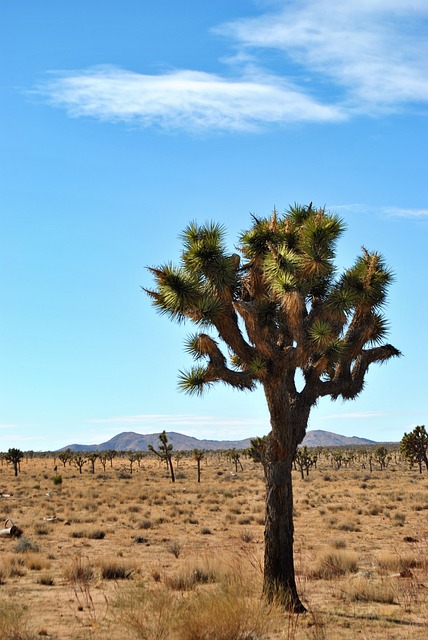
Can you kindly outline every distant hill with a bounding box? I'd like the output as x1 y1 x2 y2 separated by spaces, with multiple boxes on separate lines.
59 429 376 452
302 430 376 447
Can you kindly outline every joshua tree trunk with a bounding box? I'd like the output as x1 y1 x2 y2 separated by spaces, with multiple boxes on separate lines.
262 384 310 612
264 455 302 609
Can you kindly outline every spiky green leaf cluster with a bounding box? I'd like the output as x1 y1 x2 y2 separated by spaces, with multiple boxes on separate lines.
146 203 398 401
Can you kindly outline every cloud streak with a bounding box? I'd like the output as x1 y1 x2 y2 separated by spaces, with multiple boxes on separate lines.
39 66 343 132
217 0 428 113
36 0 428 132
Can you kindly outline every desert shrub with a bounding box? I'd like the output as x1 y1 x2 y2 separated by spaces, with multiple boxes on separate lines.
63 555 94 585
52 474 62 485
15 538 39 554
23 553 50 571
377 551 419 574
311 548 358 578
342 577 396 604
167 564 217 591
167 540 182 558
113 582 173 639
37 574 55 586
176 584 274 640
240 530 254 543
71 528 105 540
0 599 35 640
34 523 49 536
99 558 134 580
393 512 406 526
114 574 277 640
200 527 212 535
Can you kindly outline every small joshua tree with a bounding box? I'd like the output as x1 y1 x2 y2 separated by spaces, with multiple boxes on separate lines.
87 452 98 474
193 449 204 482
374 446 389 470
148 431 175 483
400 426 428 473
58 449 73 468
5 448 24 477
294 445 317 479
228 449 244 473
73 454 87 474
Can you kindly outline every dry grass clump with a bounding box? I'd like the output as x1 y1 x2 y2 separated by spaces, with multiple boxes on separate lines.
0 600 36 640
341 576 396 604
377 550 420 575
114 572 280 640
176 585 275 640
310 547 359 579
98 557 135 580
70 527 106 539
63 555 95 585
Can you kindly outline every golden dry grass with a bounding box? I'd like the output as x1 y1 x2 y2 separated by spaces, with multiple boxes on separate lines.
0 450 427 639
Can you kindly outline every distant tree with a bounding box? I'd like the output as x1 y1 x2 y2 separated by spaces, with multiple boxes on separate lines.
228 449 244 473
374 446 389 470
331 450 343 469
134 452 145 467
73 454 87 474
5 448 24 476
148 431 175 483
193 449 204 483
294 445 317 479
106 450 117 468
400 426 428 473
145 203 399 611
58 449 73 468
87 452 98 474
127 451 137 474
98 452 108 472
247 436 269 473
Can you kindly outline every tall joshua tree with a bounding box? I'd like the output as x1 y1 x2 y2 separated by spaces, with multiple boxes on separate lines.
145 203 399 611
148 431 175 483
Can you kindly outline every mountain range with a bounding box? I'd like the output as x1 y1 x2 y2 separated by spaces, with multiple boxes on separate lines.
59 429 376 452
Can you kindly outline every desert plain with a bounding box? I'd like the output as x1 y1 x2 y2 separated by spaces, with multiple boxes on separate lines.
0 447 427 640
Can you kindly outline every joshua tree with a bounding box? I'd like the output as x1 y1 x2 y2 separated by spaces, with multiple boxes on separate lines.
145 203 399 611
294 445 317 479
374 445 389 470
58 449 73 468
106 449 117 468
87 452 98 474
148 431 175 483
400 426 428 473
228 448 244 473
98 452 108 472
5 448 24 477
73 454 87 474
193 449 204 482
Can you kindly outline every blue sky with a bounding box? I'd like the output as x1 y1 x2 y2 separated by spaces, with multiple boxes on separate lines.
1 0 427 450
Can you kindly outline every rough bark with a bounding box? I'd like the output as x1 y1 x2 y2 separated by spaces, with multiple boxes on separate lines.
262 383 310 612
263 454 305 611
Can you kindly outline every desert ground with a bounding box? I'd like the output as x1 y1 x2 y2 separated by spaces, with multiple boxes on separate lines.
0 448 427 640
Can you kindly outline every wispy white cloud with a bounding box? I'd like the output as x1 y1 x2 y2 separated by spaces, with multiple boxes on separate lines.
333 203 428 219
38 66 343 132
36 0 428 132
0 424 18 429
382 207 428 218
217 0 428 113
